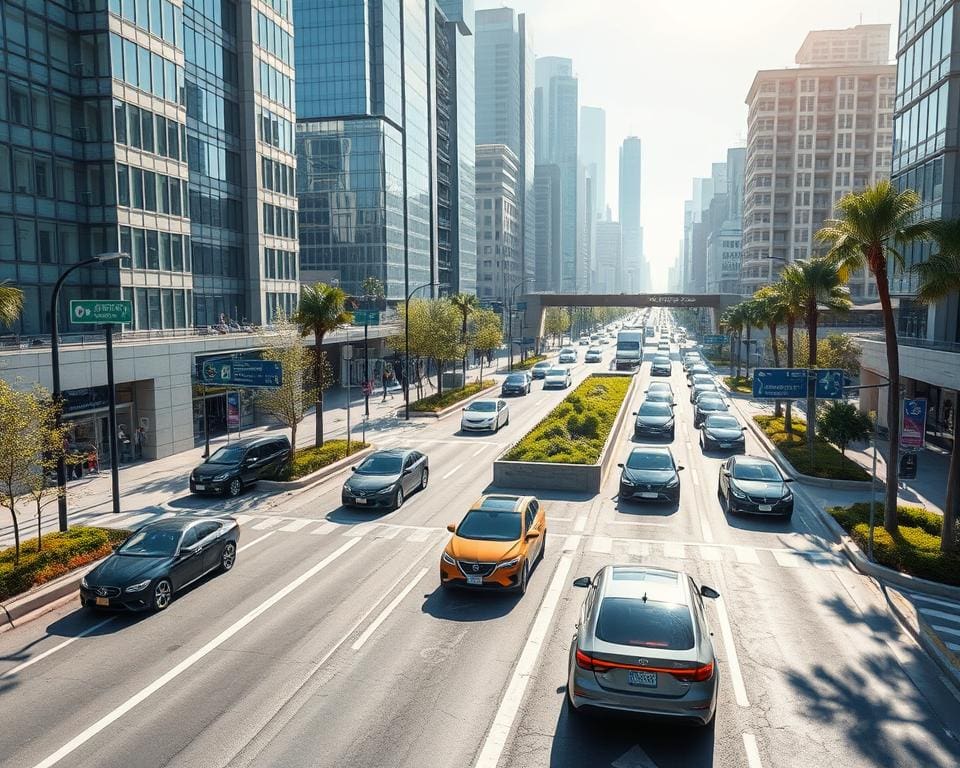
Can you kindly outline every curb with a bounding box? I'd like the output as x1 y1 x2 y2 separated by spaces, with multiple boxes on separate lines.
400 381 501 420
883 585 960 689
259 445 377 491
0 558 104 631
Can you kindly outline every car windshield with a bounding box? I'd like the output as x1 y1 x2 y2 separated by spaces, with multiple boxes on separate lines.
207 446 246 465
639 402 672 417
505 375 526 383
456 510 522 541
705 415 740 429
534 362 551 369
699 399 726 411
733 461 782 481
648 383 672 393
356 454 403 474
617 341 640 350
654 356 670 364
626 451 673 470
466 401 497 412
596 597 695 650
118 527 182 557
561 348 574 354
548 369 567 376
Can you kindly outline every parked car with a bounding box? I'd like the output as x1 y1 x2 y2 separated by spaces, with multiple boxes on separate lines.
585 347 603 363
190 436 291 497
567 565 719 725
501 372 532 396
699 414 746 452
544 367 573 389
440 494 546 594
81 516 239 612
531 361 553 379
718 455 794 519
618 447 684 504
341 449 429 510
559 347 579 364
693 395 729 426
633 401 676 440
650 356 672 376
461 399 510 432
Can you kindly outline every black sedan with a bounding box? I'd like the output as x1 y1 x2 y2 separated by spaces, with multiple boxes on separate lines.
341 448 428 510
700 413 746 452
633 401 676 440
618 447 684 504
693 395 729 427
80 517 239 612
501 372 532 396
718 455 794 518
650 356 672 376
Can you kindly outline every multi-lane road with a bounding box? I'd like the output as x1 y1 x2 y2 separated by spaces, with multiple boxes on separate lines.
1 327 959 768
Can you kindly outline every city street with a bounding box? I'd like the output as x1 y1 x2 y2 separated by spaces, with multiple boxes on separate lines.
1 334 959 768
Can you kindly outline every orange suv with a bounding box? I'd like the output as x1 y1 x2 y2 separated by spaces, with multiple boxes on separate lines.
440 495 546 595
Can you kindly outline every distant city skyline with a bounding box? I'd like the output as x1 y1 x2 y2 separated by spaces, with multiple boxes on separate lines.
476 0 899 289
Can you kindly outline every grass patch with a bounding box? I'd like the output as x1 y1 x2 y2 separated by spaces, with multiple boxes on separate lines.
410 380 495 413
0 527 130 601
283 440 370 480
504 375 632 464
829 502 959 586
754 414 871 481
513 354 548 371
723 375 752 394
703 353 731 367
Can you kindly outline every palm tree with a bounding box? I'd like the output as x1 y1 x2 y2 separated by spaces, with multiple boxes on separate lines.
777 265 808 434
753 286 788 416
0 282 24 327
911 218 960 552
720 304 747 378
293 282 352 447
816 180 932 534
740 298 765 380
788 258 852 453
449 293 478 388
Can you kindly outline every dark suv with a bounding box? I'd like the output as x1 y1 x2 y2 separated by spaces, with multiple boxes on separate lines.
190 436 292 497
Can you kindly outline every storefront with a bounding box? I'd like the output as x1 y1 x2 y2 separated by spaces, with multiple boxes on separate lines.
906 379 957 450
192 351 261 445
62 384 137 465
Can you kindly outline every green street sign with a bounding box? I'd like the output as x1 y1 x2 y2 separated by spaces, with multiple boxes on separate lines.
352 309 380 326
70 300 132 324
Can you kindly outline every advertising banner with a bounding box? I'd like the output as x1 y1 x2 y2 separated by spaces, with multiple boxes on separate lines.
900 398 927 448
226 392 240 428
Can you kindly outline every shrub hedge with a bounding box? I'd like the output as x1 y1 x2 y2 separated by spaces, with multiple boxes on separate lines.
754 414 870 481
723 375 752 394
283 440 370 480
828 502 960 586
0 527 130 601
503 375 632 464
513 355 548 371
410 380 495 413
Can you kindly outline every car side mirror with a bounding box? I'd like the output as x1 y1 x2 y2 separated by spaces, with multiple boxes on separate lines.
179 544 198 558
677 465 685 471
700 585 720 600
351 466 356 471
446 523 456 533
245 457 257 465
741 427 747 431
783 477 795 483
573 576 592 588
617 462 624 468
632 411 637 415
525 531 540 540
722 469 732 477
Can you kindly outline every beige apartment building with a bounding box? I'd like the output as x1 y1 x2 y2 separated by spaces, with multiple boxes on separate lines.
741 25 896 299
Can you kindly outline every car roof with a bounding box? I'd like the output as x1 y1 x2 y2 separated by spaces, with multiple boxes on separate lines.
138 516 215 532
368 448 413 457
733 454 776 467
533 361 552 366
470 494 531 513
216 435 288 448
629 445 673 457
599 565 687 605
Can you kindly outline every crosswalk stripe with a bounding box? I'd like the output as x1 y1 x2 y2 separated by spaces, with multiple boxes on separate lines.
904 592 960 611
252 518 284 530
406 528 432 543
734 546 761 564
627 540 650 557
344 525 375 538
279 519 312 532
771 550 803 568
589 536 612 554
86 513 117 526
113 513 152 527
698 546 723 562
311 521 340 535
662 542 685 559
931 624 960 638
562 534 581 552
376 525 403 540
919 607 960 623
804 553 843 570
234 514 255 526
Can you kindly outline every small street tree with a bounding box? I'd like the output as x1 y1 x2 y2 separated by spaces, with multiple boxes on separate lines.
471 309 503 385
255 311 317 451
0 281 24 328
543 307 570 346
449 293 479 387
389 298 462 396
817 400 873 458
25 470 61 552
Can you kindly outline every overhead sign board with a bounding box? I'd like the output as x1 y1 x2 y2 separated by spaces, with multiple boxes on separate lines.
70 300 132 324
813 369 846 400
352 310 380 326
199 359 282 389
645 295 698 306
752 368 809 400
900 398 927 448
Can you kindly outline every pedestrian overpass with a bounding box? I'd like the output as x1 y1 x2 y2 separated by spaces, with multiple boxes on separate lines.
518 293 744 343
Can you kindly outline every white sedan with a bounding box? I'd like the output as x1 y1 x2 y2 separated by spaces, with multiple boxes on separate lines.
543 367 573 389
460 399 509 432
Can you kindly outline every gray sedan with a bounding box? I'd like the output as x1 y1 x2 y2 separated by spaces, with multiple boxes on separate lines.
567 565 720 725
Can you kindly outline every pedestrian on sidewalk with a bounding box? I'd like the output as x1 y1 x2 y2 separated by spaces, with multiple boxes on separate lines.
135 425 146 459
86 448 99 475
381 369 394 401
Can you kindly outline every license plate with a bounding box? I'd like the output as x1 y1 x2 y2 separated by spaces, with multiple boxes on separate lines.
194 484 205 491
639 492 658 499
95 597 110 607
354 498 367 505
627 670 657 688
466 575 483 586
719 443 731 448
759 504 773 512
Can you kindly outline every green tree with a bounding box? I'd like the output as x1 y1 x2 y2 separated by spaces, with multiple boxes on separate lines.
543 307 571 346
816 180 932 534
911 217 960 552
293 283 352 447
0 281 23 327
389 299 462 396
360 275 386 301
255 310 318 451
777 263 811 434
449 293 479 387
471 309 503 385
753 285 789 416
817 400 873 458
720 304 747 378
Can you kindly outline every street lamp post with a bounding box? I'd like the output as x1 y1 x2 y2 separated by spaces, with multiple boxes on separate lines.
50 252 128 532
845 378 891 561
507 279 531 372
404 281 440 420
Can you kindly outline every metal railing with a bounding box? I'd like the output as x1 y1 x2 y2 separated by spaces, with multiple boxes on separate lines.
855 332 960 354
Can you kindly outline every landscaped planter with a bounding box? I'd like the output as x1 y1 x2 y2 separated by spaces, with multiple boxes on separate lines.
401 381 500 420
259 445 376 490
492 372 639 494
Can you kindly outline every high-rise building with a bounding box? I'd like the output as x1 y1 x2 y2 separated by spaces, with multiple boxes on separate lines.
681 177 715 294
705 148 746 295
741 24 895 298
295 0 476 300
534 164 562 292
619 137 645 292
475 7 535 287
475 144 521 301
535 57 580 292
594 218 622 295
580 106 606 219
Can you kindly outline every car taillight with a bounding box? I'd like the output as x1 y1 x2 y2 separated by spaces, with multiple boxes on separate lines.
575 649 714 682
672 661 714 682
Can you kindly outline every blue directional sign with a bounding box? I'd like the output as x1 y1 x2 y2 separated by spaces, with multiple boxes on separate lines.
703 335 725 345
813 368 845 400
516 301 527 311
351 309 380 326
199 359 282 388
752 368 809 399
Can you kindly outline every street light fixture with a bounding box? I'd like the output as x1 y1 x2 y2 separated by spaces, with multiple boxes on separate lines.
51 252 128 532
508 279 532 372
404 280 441 420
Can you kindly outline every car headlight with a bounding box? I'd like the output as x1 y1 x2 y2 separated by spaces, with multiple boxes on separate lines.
729 483 746 499
782 490 793 502
621 476 635 486
496 557 521 570
665 476 680 488
212 472 230 482
342 484 353 494
81 576 89 589
441 551 456 565
125 579 151 593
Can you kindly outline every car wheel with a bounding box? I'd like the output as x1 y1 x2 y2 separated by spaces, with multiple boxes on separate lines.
565 685 582 717
670 428 676 440
219 540 237 572
723 492 732 514
394 486 404 510
505 414 510 426
420 468 429 491
152 578 173 611
227 477 242 497
538 533 546 562
517 561 529 595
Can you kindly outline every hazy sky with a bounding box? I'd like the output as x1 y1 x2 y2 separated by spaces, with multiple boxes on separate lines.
475 0 901 289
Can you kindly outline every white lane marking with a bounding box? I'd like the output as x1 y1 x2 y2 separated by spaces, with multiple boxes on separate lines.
278 519 312 533
608 520 668 527
441 462 464 480
734 546 761 565
29 538 361 768
902 592 960 611
932 624 960 638
0 617 114 680
919 607 960 623
351 567 430 651
574 513 587 532
743 733 763 768
948 641 960 653
589 536 612 554
627 540 650 557
113 513 152 527
562 534 581 552
662 542 685 559
771 550 802 568
376 525 403 540
474 555 573 768
234 514 255 526
310 522 340 536
237 532 275 553
698 546 723 562
344 525 375 538
251 517 283 530
715 595 750 708
471 445 490 457
691 469 701 487
406 528 432 543
698 502 714 543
